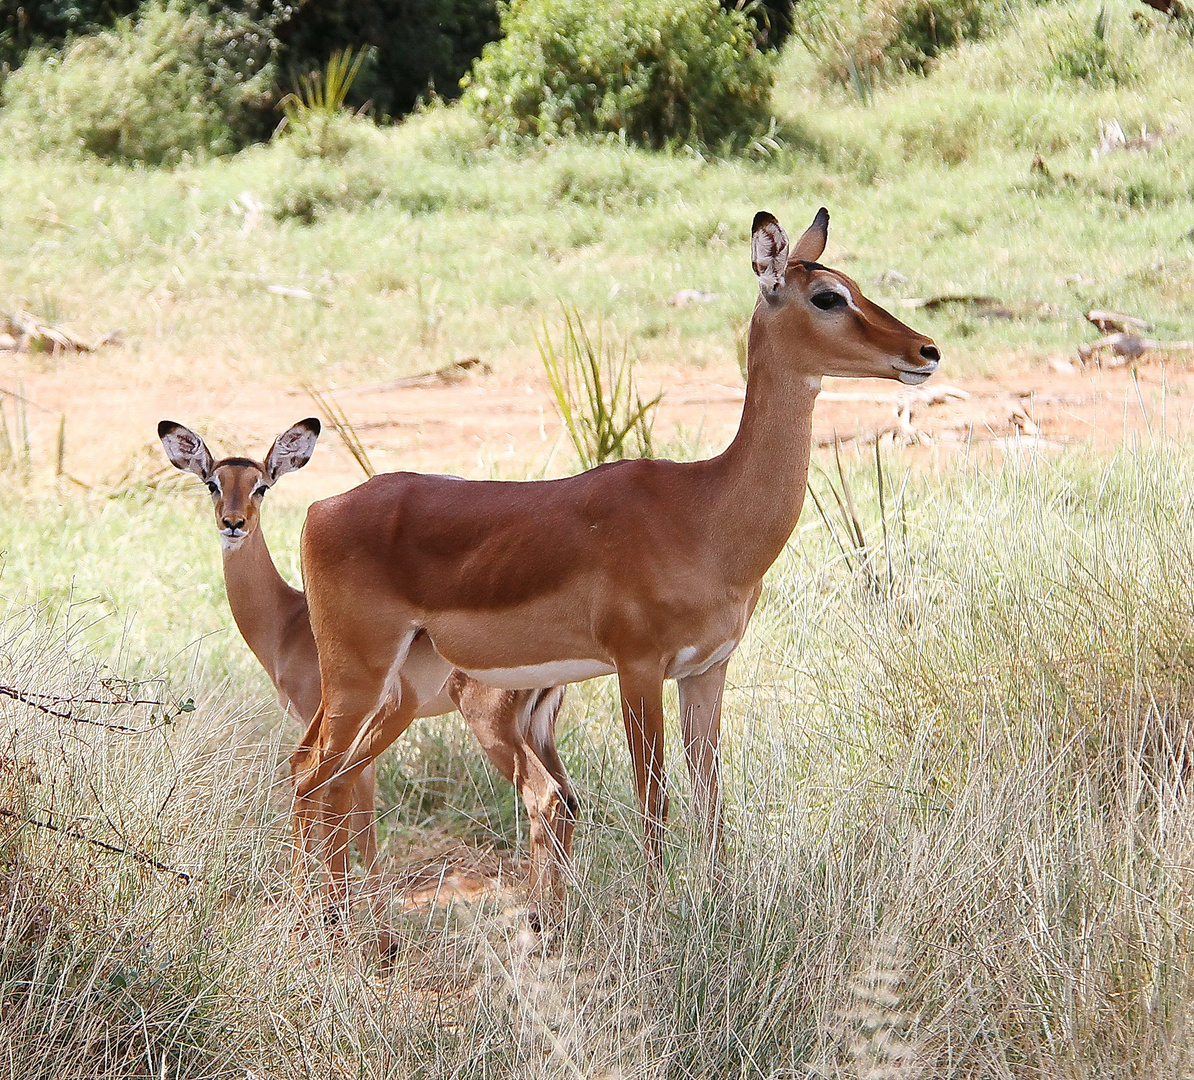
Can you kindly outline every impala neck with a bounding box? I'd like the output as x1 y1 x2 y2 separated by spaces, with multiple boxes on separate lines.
712 308 819 584
221 527 299 674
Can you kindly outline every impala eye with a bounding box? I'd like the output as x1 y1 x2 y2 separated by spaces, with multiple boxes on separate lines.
205 480 219 494
254 485 269 498
811 291 844 311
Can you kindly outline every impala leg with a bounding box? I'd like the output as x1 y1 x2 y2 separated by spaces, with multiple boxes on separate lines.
518 686 575 919
677 659 729 855
617 666 669 864
324 703 420 913
451 677 574 925
351 762 380 894
293 674 406 911
289 730 326 896
290 713 379 884
524 687 577 863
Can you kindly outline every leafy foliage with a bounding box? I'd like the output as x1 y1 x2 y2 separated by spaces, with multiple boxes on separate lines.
1 0 498 125
276 46 374 158
1049 3 1139 84
793 0 1009 88
722 0 795 48
0 1 278 162
0 0 140 68
274 0 500 118
465 0 775 150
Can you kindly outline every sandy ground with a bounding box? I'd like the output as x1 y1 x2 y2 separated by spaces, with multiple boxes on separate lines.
2 346 1192 504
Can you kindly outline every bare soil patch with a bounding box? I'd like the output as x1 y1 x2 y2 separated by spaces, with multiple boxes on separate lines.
2 350 1192 502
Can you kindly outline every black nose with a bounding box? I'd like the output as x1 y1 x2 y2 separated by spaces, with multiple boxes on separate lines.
223 517 245 531
920 344 940 362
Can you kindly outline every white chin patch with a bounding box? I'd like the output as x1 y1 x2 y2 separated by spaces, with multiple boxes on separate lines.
219 532 247 551
897 370 932 385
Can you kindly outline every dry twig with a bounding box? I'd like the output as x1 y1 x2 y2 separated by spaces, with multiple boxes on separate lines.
0 807 197 882
337 356 490 394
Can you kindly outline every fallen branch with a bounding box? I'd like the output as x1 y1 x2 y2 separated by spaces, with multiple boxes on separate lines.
1 310 119 354
0 807 197 882
1086 309 1151 334
897 296 1059 321
1094 117 1163 157
1078 333 1194 367
337 357 490 394
266 284 331 306
667 289 720 307
898 294 1012 317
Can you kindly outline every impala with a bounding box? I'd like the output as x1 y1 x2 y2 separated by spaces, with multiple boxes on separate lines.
158 419 577 915
294 209 940 908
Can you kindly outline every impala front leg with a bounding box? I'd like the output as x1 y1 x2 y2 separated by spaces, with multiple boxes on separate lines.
618 665 669 863
678 658 729 855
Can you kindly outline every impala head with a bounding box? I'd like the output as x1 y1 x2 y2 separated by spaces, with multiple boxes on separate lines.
157 419 321 551
750 208 940 386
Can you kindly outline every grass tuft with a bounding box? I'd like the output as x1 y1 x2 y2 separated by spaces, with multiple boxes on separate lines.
538 308 662 469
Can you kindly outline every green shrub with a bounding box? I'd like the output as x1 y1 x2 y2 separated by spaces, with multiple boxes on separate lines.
0 1 277 163
1049 4 1139 85
723 0 796 48
269 158 389 223
793 0 1007 89
274 0 501 118
464 0 775 150
0 0 141 69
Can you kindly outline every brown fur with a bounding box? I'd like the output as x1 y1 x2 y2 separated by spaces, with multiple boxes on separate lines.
295 209 940 903
159 420 577 929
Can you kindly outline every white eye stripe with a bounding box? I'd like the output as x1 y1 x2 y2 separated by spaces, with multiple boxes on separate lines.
828 283 862 313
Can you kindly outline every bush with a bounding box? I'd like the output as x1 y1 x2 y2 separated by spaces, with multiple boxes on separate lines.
274 0 501 118
464 0 775 150
0 1 277 163
794 0 1007 88
1048 4 1139 85
723 0 795 49
0 0 141 69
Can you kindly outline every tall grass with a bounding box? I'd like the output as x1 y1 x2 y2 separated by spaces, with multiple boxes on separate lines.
2 440 1194 1074
537 308 662 468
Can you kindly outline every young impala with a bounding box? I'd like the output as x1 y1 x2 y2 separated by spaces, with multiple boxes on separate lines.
158 419 577 918
293 209 940 910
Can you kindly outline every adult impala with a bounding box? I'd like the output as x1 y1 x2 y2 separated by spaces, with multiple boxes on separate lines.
158 419 577 913
294 209 939 905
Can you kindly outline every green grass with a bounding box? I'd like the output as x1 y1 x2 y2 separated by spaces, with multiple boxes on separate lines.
0 0 1191 385
2 0 1194 1073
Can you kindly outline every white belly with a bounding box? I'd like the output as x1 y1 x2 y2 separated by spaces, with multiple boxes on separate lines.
463 658 616 690
667 639 738 680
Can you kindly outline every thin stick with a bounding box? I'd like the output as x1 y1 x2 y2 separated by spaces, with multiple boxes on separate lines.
0 807 198 882
0 684 171 733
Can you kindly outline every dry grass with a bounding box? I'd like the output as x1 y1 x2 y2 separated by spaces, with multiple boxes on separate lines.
1 439 1193 1075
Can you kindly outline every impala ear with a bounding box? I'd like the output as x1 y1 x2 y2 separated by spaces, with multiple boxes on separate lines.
265 418 321 482
751 211 789 299
158 420 214 479
790 206 829 264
